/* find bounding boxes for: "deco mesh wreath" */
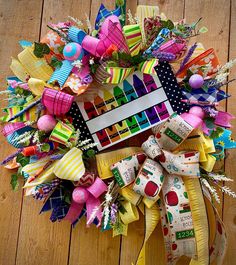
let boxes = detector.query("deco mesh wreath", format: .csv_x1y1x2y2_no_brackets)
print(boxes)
1,2,236,265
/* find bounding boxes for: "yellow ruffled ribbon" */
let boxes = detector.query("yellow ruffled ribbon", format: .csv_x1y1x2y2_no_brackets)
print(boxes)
10,46,53,82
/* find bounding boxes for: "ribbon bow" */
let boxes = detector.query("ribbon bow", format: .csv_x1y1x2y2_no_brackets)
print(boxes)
109,113,206,264
64,176,107,226
107,111,227,264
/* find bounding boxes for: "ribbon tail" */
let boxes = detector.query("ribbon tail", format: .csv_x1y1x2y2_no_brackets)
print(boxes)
203,188,227,265
184,177,209,265
86,195,102,227
64,200,84,224
135,203,160,265
49,60,73,87
138,59,159,76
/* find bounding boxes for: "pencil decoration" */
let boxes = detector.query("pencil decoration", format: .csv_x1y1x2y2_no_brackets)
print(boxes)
7,97,42,122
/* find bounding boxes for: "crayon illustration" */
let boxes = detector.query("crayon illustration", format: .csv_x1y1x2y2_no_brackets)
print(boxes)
123,80,138,101
104,90,118,110
135,111,150,129
84,102,98,119
145,106,160,124
114,86,128,106
94,95,107,115
123,80,149,129
126,116,140,133
133,74,147,97
94,94,120,142
106,124,121,142
114,85,139,134
116,120,130,138
84,102,111,147
143,74,158,92
155,102,170,120
96,129,111,147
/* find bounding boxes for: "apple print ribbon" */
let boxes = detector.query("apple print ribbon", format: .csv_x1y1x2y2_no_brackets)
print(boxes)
64,176,107,227
159,175,197,265
109,115,204,264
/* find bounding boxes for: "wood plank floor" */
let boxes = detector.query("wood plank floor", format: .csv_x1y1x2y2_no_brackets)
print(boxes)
0,0,235,264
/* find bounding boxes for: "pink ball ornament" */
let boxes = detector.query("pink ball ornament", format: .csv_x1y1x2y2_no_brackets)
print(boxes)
180,106,205,129
189,74,204,89
189,106,205,119
37,115,57,132
72,187,89,204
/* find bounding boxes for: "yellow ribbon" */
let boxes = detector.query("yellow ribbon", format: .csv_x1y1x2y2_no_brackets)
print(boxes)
176,130,216,172
135,203,160,265
28,77,53,96
10,46,53,82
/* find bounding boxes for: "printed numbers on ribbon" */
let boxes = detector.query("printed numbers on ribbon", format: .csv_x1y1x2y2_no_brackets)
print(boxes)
176,229,195,240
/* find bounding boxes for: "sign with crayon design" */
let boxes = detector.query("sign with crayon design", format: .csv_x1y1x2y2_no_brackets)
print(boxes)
76,62,188,150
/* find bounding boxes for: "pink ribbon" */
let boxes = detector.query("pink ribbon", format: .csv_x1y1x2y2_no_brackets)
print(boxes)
73,15,129,58
8,80,30,90
2,122,26,137
42,88,74,115
214,111,234,128
64,177,107,227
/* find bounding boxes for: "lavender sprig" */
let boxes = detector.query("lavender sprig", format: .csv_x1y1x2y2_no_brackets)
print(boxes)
0,149,23,165
176,42,197,75
152,51,176,62
49,154,65,160
110,203,118,224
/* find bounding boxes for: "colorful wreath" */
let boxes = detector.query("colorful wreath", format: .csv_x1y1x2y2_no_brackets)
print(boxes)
1,2,236,264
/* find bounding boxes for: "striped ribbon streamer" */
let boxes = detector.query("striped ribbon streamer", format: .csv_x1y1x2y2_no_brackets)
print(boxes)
105,66,134,84
136,5,160,45
138,58,159,75
49,121,74,145
53,147,85,181
123,24,142,56
6,126,34,148
0,105,42,122
103,59,159,84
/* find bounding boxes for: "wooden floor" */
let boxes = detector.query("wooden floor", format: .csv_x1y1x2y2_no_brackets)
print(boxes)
0,0,236,264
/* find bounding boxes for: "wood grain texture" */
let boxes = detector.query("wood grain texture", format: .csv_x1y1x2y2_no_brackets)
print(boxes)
0,1,43,265
223,0,236,264
0,1,235,265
